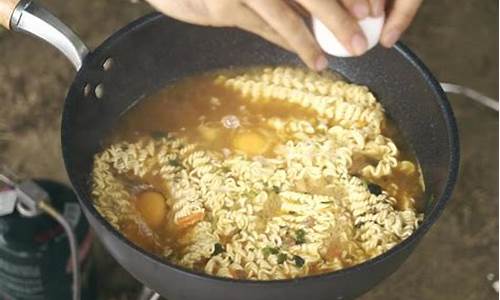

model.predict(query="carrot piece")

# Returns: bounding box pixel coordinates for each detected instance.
[323,237,343,261]
[175,211,205,229]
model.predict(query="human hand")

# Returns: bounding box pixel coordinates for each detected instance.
[380,0,423,48]
[145,0,422,71]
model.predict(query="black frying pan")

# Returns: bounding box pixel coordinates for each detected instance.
[1,1,460,299]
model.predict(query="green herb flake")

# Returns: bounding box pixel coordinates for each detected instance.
[262,246,280,258]
[321,201,333,204]
[293,255,305,267]
[277,253,287,264]
[367,183,382,196]
[151,131,167,140]
[212,243,225,256]
[168,158,182,168]
[262,247,271,258]
[295,229,306,245]
[246,190,258,198]
[272,186,280,193]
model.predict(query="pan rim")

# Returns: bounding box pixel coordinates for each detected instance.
[62,13,460,286]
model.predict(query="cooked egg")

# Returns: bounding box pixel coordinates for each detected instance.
[136,191,167,229]
[233,131,269,156]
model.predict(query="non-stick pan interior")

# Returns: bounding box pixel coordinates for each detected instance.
[63,14,457,219]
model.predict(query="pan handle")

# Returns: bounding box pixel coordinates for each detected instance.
[440,82,498,111]
[1,0,88,70]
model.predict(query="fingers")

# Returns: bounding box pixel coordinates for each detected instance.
[145,0,213,25]
[380,0,423,47]
[368,0,386,17]
[339,0,370,19]
[245,0,327,71]
[297,0,367,56]
[339,0,385,18]
[236,5,294,53]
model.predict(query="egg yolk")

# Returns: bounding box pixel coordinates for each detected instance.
[232,131,269,156]
[136,191,167,229]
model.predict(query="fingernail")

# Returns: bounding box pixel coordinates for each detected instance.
[351,33,368,56]
[315,56,328,71]
[382,29,400,47]
[352,2,369,19]
[372,0,385,16]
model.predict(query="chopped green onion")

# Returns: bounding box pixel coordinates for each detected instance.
[277,253,287,264]
[295,229,306,245]
[293,255,305,267]
[262,246,280,258]
[212,243,225,256]
[151,131,167,139]
[246,190,258,198]
[168,158,182,167]
[367,183,382,196]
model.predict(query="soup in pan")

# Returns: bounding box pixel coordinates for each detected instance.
[92,66,424,280]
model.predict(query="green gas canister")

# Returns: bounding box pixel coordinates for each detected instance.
[0,179,96,300]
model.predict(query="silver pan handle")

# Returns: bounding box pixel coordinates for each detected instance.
[2,0,88,70]
[440,82,498,112]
